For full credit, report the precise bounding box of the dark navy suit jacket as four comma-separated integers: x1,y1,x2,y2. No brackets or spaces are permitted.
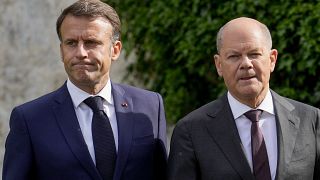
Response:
3,82,167,180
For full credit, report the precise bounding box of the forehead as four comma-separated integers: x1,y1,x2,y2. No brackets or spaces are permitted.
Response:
60,15,113,38
220,23,268,53
222,42,264,55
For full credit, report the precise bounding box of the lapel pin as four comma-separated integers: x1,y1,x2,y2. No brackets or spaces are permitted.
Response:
121,103,128,107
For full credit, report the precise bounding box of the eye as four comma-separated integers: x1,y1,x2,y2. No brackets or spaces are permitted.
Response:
249,53,261,59
64,40,77,47
84,40,101,48
227,54,240,60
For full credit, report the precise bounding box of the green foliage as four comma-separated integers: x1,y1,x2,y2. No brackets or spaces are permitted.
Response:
107,0,320,124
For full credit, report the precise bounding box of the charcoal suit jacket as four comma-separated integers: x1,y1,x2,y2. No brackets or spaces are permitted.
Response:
168,90,320,180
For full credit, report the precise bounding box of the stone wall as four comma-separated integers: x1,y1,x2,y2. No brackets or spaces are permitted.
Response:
0,0,130,172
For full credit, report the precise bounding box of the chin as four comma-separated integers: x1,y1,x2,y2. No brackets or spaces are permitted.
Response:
238,87,261,97
71,74,94,84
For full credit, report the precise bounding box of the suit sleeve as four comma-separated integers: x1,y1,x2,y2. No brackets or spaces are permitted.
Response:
167,119,199,180
156,92,167,150
3,107,35,180
314,108,320,180
153,93,168,180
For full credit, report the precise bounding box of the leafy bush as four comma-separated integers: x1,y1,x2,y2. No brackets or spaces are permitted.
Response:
107,0,320,124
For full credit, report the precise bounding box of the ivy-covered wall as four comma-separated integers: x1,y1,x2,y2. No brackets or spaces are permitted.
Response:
107,0,320,124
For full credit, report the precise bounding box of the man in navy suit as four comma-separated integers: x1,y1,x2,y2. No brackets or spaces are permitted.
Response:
3,0,167,179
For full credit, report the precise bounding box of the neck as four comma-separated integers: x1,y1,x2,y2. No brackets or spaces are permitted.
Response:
233,89,269,109
70,77,109,95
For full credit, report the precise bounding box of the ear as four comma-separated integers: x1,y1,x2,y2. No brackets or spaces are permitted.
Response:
214,54,223,77
111,40,122,61
269,49,278,72
60,43,64,62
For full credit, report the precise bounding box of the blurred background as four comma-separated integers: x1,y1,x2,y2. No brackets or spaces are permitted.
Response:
1,0,320,175
108,0,320,125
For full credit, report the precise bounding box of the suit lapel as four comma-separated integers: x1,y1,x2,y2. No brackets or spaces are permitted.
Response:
52,84,102,180
111,83,134,180
204,94,254,180
271,91,300,179
205,94,253,180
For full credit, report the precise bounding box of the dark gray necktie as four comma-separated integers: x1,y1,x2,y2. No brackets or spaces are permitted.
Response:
244,110,271,180
84,96,116,180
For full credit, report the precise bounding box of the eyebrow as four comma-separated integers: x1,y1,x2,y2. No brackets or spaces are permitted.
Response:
62,38,77,43
226,47,262,53
224,50,240,55
247,48,262,52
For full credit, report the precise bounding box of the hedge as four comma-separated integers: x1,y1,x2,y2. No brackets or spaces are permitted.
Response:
107,0,320,124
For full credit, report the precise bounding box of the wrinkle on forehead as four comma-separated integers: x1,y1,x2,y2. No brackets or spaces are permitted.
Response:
221,41,266,56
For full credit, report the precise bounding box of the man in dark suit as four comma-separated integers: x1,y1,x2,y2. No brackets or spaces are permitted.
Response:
3,0,167,180
168,17,320,180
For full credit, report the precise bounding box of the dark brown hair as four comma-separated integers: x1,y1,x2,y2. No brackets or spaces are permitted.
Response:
56,0,121,42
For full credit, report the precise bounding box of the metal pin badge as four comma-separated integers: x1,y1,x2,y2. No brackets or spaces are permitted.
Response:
121,103,128,107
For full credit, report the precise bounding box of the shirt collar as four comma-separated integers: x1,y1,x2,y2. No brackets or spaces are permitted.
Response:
67,79,113,108
227,90,275,119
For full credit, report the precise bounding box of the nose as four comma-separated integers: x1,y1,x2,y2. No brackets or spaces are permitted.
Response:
240,55,253,69
75,43,88,59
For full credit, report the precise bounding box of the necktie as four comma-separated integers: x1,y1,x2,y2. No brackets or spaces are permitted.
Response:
244,110,271,180
84,96,116,180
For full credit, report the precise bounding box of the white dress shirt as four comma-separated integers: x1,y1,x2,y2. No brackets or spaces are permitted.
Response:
67,79,118,164
227,90,277,180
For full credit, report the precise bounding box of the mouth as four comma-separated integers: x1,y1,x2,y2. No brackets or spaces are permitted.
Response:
238,75,257,83
72,61,94,67
72,64,96,73
73,63,92,67
240,76,255,80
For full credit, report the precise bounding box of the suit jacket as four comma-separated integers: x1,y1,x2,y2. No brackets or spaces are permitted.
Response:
3,82,167,180
168,91,320,180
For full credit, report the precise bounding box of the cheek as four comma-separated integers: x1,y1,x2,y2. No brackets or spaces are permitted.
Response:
61,56,70,66
255,67,271,85
253,60,268,74
91,47,113,72
262,70,271,82
95,47,112,61
61,50,73,63
222,64,237,78
222,69,237,87
99,56,112,71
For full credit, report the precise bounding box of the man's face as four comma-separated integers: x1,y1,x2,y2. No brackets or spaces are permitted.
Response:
214,23,277,107
60,15,121,93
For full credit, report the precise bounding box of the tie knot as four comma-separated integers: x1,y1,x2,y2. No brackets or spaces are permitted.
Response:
244,109,262,123
84,96,104,112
